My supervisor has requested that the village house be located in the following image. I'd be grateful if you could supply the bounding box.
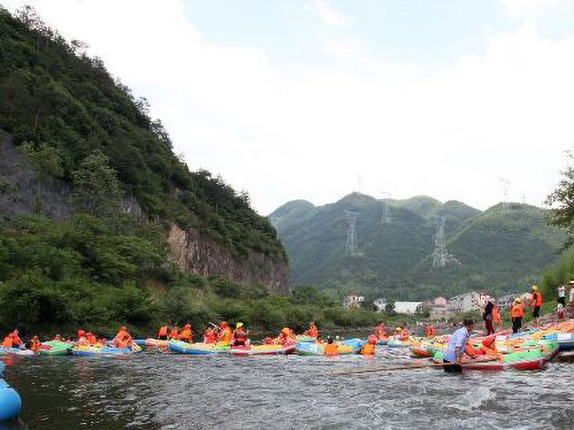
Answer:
[344,295,364,309]
[447,291,488,313]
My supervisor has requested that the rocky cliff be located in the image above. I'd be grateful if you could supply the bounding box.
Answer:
[1,130,288,292]
[167,224,289,293]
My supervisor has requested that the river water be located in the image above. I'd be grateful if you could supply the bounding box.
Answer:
[3,346,574,430]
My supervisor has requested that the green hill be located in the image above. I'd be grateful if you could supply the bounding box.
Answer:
[271,195,564,300]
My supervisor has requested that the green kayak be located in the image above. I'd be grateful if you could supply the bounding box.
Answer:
[38,341,72,356]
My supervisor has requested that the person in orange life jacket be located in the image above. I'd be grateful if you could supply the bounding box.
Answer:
[218,322,232,345]
[77,329,86,341]
[203,327,217,344]
[178,324,193,343]
[375,323,387,340]
[30,335,41,353]
[157,325,169,340]
[276,327,297,345]
[511,298,524,334]
[169,327,179,340]
[323,337,339,356]
[2,333,16,348]
[306,322,319,338]
[531,285,543,321]
[361,334,377,355]
[7,330,22,347]
[112,326,133,348]
[492,303,502,329]
[231,323,248,346]
[85,332,97,345]
[425,324,436,338]
[394,326,409,341]
[263,336,274,345]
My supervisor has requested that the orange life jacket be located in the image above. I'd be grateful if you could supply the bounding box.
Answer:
[533,292,543,307]
[308,324,319,338]
[2,337,13,348]
[493,307,501,324]
[204,330,216,344]
[219,328,231,343]
[324,343,339,356]
[169,329,179,339]
[361,343,376,355]
[511,303,524,318]
[179,329,193,342]
[31,339,41,352]
[158,326,168,337]
[86,333,97,345]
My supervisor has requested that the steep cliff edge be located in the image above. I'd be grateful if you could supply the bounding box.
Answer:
[167,224,288,293]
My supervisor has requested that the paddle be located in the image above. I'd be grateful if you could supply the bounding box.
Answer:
[329,362,456,376]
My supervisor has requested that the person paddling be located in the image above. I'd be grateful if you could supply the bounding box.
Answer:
[306,322,319,339]
[442,319,476,373]
[157,325,169,341]
[360,334,377,355]
[232,323,248,347]
[218,322,232,346]
[169,327,179,340]
[111,326,133,348]
[178,324,193,343]
[203,327,217,344]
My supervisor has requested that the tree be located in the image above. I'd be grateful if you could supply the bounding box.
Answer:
[547,150,574,248]
[71,150,122,218]
[385,300,396,316]
[415,303,431,318]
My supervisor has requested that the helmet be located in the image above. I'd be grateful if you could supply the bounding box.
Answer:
[532,285,538,291]
[219,322,227,327]
[515,298,522,303]
[281,328,291,335]
[185,324,191,329]
[395,327,402,331]
[236,322,244,329]
[120,326,127,331]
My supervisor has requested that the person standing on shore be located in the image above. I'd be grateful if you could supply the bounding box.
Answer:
[483,297,495,335]
[511,298,524,334]
[569,280,574,304]
[442,319,476,373]
[531,285,543,323]
[558,283,566,306]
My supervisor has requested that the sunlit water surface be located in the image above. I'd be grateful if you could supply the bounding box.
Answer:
[3,347,574,429]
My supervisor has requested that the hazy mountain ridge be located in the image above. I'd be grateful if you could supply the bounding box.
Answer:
[269,194,564,300]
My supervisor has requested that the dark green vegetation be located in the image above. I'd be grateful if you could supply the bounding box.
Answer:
[0,214,380,336]
[0,7,282,260]
[270,193,564,301]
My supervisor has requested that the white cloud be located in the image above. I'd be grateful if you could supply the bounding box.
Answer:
[499,0,573,21]
[314,0,349,27]
[2,1,574,215]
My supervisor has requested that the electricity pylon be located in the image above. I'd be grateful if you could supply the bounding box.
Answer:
[380,191,392,224]
[432,216,460,269]
[345,210,361,256]
[499,177,511,214]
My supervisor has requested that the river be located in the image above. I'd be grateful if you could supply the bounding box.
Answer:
[3,346,574,429]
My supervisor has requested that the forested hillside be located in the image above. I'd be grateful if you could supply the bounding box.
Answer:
[0,6,300,334]
[270,194,564,301]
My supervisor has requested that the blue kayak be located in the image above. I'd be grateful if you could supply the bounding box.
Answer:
[0,363,21,422]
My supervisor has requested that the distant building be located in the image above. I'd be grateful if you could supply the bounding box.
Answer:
[394,302,422,315]
[373,298,387,312]
[433,297,448,307]
[427,296,451,319]
[497,294,516,310]
[447,291,487,313]
[344,295,364,309]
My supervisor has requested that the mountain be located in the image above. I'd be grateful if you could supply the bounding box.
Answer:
[0,7,287,291]
[270,194,564,300]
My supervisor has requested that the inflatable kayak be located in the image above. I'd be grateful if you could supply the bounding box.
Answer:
[542,333,574,351]
[295,335,316,343]
[387,338,411,348]
[433,341,559,371]
[141,338,170,348]
[295,339,364,356]
[231,344,295,356]
[38,341,72,356]
[71,344,142,357]
[0,363,21,422]
[169,341,230,355]
[0,347,33,356]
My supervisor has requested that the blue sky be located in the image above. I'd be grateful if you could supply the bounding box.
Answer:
[3,0,574,213]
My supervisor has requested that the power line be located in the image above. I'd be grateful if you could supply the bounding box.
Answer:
[432,216,460,269]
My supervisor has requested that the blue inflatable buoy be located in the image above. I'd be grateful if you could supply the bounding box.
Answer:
[0,363,21,422]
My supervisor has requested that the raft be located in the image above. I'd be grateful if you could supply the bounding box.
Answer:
[387,338,411,348]
[71,344,143,357]
[0,347,33,356]
[38,341,72,356]
[0,363,21,422]
[542,333,574,351]
[231,344,296,356]
[433,341,559,371]
[295,335,316,343]
[169,341,230,355]
[142,338,170,348]
[295,339,364,356]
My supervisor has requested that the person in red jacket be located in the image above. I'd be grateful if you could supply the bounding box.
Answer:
[203,327,217,344]
[157,325,169,340]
